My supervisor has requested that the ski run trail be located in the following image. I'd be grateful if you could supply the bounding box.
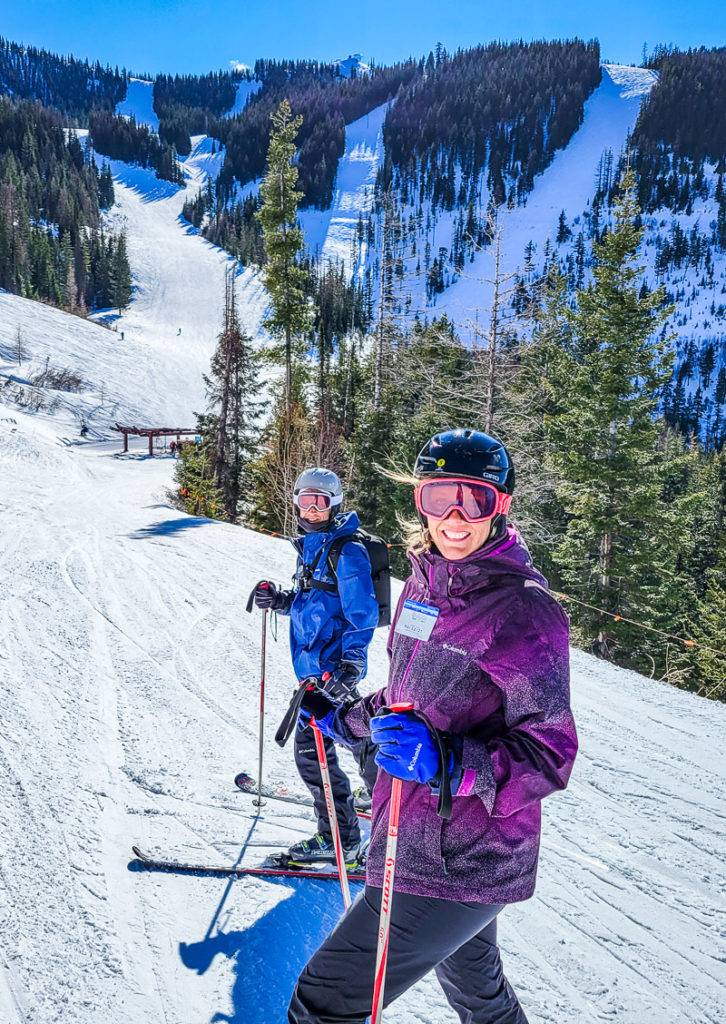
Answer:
[0,69,725,1024]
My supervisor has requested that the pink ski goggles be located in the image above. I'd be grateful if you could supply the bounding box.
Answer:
[415,477,511,523]
[295,490,333,511]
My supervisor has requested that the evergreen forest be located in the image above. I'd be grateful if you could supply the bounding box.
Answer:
[0,98,131,312]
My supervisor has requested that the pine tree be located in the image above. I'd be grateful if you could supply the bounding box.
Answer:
[206,267,264,519]
[256,99,313,416]
[543,172,677,661]
[174,434,224,519]
[112,233,132,312]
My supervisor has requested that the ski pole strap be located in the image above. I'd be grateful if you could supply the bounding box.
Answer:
[378,704,453,819]
[275,679,315,747]
[246,584,257,614]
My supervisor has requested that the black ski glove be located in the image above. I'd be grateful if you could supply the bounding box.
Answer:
[299,685,355,744]
[320,658,365,699]
[251,580,288,611]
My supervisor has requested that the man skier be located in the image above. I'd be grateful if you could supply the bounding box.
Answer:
[252,468,379,865]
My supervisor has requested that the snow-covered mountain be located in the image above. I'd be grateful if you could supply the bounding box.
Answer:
[335,54,371,78]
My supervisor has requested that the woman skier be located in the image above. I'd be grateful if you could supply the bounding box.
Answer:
[288,428,578,1024]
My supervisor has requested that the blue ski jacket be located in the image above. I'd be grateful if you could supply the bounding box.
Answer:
[280,511,378,682]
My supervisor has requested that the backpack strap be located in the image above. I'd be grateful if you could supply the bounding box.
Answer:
[296,542,335,593]
[305,534,362,594]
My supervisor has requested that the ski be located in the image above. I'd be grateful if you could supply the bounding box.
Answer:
[234,770,314,807]
[234,770,372,820]
[131,845,366,882]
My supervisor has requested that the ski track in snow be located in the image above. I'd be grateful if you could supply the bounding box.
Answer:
[0,63,725,1023]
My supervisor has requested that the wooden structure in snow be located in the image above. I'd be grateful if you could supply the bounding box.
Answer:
[112,424,198,456]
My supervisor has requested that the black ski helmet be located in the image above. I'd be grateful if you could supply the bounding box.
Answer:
[413,428,514,542]
[414,428,514,493]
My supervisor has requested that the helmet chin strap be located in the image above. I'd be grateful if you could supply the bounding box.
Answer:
[296,510,333,533]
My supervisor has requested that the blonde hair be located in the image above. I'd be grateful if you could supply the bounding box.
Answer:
[376,464,431,556]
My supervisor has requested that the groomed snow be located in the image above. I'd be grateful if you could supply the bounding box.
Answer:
[74,128,268,427]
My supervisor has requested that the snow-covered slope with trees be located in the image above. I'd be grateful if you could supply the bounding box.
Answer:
[299,101,388,276]
[1,398,724,1024]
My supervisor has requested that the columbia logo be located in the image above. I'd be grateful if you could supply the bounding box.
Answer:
[443,643,467,656]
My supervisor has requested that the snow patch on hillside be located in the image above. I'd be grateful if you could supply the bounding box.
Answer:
[432,65,658,325]
[116,78,159,132]
[222,78,262,118]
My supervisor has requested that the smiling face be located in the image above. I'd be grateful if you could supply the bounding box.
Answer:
[299,505,330,525]
[427,509,492,560]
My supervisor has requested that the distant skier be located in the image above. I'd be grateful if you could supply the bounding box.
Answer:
[170,441,176,457]
[80,423,88,438]
[176,327,182,336]
[288,429,578,1024]
[252,468,379,867]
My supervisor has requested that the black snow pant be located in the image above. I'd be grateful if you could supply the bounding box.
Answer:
[294,724,377,847]
[288,886,529,1024]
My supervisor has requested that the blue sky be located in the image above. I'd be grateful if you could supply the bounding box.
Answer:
[2,0,725,75]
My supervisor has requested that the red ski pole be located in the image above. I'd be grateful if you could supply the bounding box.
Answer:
[310,716,352,909]
[253,609,267,809]
[371,701,414,1024]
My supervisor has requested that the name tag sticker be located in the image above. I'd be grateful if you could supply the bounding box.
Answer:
[395,599,440,641]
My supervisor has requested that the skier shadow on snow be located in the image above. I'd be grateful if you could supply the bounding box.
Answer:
[129,517,218,538]
[179,876,363,1023]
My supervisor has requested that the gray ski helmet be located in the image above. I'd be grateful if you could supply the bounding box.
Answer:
[414,428,514,494]
[293,467,343,509]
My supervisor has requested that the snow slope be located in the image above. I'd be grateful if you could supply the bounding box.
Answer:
[222,79,262,118]
[74,129,268,425]
[299,101,388,278]
[115,79,159,132]
[1,61,725,1024]
[1,400,724,1024]
[431,65,658,324]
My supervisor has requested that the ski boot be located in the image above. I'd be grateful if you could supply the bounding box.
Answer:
[353,786,372,813]
[286,832,361,868]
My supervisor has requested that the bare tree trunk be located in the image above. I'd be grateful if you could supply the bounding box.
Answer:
[374,190,392,413]
[214,272,233,494]
[483,226,504,433]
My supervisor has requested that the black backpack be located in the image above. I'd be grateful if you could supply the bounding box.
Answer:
[306,528,391,628]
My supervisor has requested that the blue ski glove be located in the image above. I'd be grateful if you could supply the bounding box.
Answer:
[298,685,354,745]
[370,712,445,784]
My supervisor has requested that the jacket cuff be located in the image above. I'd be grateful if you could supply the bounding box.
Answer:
[340,698,371,740]
[461,736,496,812]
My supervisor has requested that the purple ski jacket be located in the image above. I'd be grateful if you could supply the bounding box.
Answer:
[344,527,577,904]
